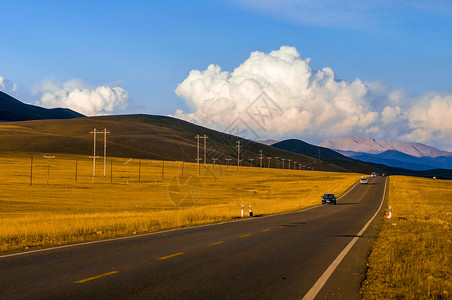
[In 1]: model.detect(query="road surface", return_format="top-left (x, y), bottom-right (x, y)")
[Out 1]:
top-left (0, 176), bottom-right (387, 299)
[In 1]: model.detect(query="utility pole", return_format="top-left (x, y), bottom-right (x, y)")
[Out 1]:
top-left (101, 128), bottom-right (110, 177)
top-left (124, 158), bottom-right (132, 184)
top-left (288, 159), bottom-right (292, 170)
top-left (267, 157), bottom-right (271, 168)
top-left (195, 135), bottom-right (201, 175)
top-left (298, 163), bottom-right (302, 170)
top-left (30, 155), bottom-right (33, 186)
top-left (90, 128), bottom-right (108, 177)
top-left (212, 158), bottom-right (218, 174)
top-left (43, 155), bottom-right (55, 186)
top-left (293, 161), bottom-right (297, 170)
top-left (202, 135), bottom-right (208, 166)
top-left (274, 157), bottom-right (279, 168)
top-left (225, 158), bottom-right (232, 173)
top-left (259, 150), bottom-right (264, 168)
top-left (281, 158), bottom-right (285, 169)
top-left (249, 158), bottom-right (255, 167)
top-left (236, 140), bottom-right (241, 171)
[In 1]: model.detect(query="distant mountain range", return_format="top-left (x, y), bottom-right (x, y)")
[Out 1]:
top-left (319, 136), bottom-right (452, 158)
top-left (273, 138), bottom-right (452, 178)
top-left (319, 136), bottom-right (452, 171)
top-left (0, 90), bottom-right (84, 121)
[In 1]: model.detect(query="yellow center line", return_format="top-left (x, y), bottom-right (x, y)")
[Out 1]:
top-left (158, 252), bottom-right (184, 260)
top-left (240, 234), bottom-right (251, 238)
top-left (208, 241), bottom-right (224, 246)
top-left (74, 271), bottom-right (119, 284)
top-left (262, 229), bottom-right (271, 232)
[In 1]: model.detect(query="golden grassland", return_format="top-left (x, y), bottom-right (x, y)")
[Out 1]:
top-left (0, 152), bottom-right (361, 253)
top-left (361, 176), bottom-right (452, 299)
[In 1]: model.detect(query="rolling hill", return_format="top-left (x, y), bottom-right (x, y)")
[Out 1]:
top-left (0, 114), bottom-right (341, 171)
top-left (0, 90), bottom-right (84, 121)
top-left (2, 113), bottom-right (451, 177)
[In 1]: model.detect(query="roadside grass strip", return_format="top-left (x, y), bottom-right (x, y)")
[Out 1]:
top-left (361, 176), bottom-right (452, 299)
top-left (74, 271), bottom-right (119, 283)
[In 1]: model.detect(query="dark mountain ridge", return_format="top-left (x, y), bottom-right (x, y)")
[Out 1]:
top-left (0, 90), bottom-right (84, 121)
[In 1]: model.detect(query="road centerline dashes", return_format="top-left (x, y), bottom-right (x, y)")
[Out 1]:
top-left (74, 271), bottom-right (119, 284)
top-left (208, 241), bottom-right (224, 246)
top-left (240, 234), bottom-right (251, 238)
top-left (158, 252), bottom-right (184, 260)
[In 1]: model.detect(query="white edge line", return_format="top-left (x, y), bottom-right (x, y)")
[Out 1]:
top-left (302, 177), bottom-right (388, 300)
top-left (0, 179), bottom-right (362, 260)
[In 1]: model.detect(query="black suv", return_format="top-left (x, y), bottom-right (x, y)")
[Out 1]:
top-left (322, 194), bottom-right (336, 205)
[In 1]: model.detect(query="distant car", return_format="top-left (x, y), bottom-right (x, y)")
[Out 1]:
top-left (360, 177), bottom-right (368, 184)
top-left (322, 194), bottom-right (336, 205)
top-left (370, 172), bottom-right (378, 178)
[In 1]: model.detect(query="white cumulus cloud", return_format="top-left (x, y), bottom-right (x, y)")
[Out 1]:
top-left (35, 79), bottom-right (129, 116)
top-left (403, 93), bottom-right (452, 145)
top-left (0, 76), bottom-right (17, 94)
top-left (174, 46), bottom-right (452, 151)
top-left (175, 46), bottom-right (378, 141)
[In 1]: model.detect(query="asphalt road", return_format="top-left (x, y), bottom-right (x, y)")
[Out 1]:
top-left (0, 176), bottom-right (387, 300)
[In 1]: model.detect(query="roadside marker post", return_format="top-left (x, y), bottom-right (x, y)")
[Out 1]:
top-left (249, 205), bottom-right (253, 217)
top-left (241, 205), bottom-right (244, 218)
top-left (387, 206), bottom-right (392, 219)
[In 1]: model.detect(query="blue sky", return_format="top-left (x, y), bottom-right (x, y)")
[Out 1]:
top-left (1, 1), bottom-right (452, 149)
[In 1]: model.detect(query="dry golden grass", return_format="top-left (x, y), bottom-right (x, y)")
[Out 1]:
top-left (0, 152), bottom-right (360, 253)
top-left (361, 176), bottom-right (452, 299)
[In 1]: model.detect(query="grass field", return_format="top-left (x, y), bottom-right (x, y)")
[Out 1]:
top-left (361, 176), bottom-right (451, 299)
top-left (0, 152), bottom-right (361, 253)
